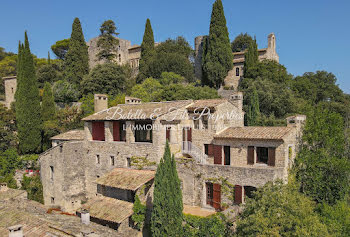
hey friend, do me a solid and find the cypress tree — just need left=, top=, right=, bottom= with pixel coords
left=97, top=20, right=119, bottom=61
left=41, top=82, right=56, bottom=122
left=151, top=141, right=183, bottom=236
left=243, top=37, right=258, bottom=76
left=247, top=87, right=260, bottom=126
left=202, top=0, right=233, bottom=88
left=64, top=17, right=89, bottom=87
left=16, top=32, right=42, bottom=154
left=137, top=18, right=155, bottom=83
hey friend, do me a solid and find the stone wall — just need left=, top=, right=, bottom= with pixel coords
left=3, top=76, right=16, bottom=108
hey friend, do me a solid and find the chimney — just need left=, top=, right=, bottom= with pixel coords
left=81, top=210, right=90, bottom=225
left=0, top=183, right=8, bottom=192
left=229, top=92, right=243, bottom=112
left=125, top=96, right=141, bottom=104
left=8, top=225, right=23, bottom=237
left=94, top=94, right=108, bottom=113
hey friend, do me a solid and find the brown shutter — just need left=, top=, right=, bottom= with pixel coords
left=113, top=121, right=120, bottom=141
left=92, top=122, right=105, bottom=141
left=208, top=144, right=214, bottom=156
left=213, top=145, right=222, bottom=165
left=247, top=146, right=254, bottom=165
left=234, top=185, right=243, bottom=204
left=268, top=147, right=276, bottom=166
left=166, top=127, right=171, bottom=141
left=213, top=183, right=221, bottom=210
left=188, top=128, right=192, bottom=142
left=182, top=128, right=186, bottom=141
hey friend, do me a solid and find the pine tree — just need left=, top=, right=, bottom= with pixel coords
left=47, top=51, right=51, bottom=64
left=151, top=141, right=183, bottom=236
left=243, top=38, right=258, bottom=76
left=97, top=20, right=119, bottom=61
left=247, top=87, right=260, bottom=126
left=16, top=32, right=42, bottom=154
left=137, top=18, right=155, bottom=83
left=64, top=18, right=89, bottom=87
left=202, top=0, right=233, bottom=88
left=41, top=82, right=56, bottom=122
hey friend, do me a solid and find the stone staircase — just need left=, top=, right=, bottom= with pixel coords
left=182, top=141, right=207, bottom=164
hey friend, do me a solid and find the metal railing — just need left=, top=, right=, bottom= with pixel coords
left=182, top=141, right=207, bottom=164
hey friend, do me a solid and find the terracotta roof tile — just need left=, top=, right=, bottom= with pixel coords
left=215, top=126, right=293, bottom=141
left=96, top=168, right=155, bottom=191
left=79, top=197, right=133, bottom=224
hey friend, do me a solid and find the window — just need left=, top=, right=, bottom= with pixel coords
left=236, top=67, right=240, bottom=76
left=202, top=116, right=208, bottom=129
left=206, top=182, right=213, bottom=206
left=134, top=121, right=152, bottom=143
left=97, top=175, right=100, bottom=179
left=257, top=147, right=268, bottom=164
left=193, top=119, right=200, bottom=129
left=110, top=156, right=115, bottom=166
left=166, top=127, right=171, bottom=142
left=50, top=166, right=54, bottom=181
left=204, top=144, right=209, bottom=155
left=224, top=146, right=230, bottom=165
left=11, top=87, right=14, bottom=93
left=92, top=122, right=105, bottom=141
left=119, top=54, right=121, bottom=62
left=126, top=158, right=131, bottom=167
left=51, top=197, right=55, bottom=204
left=59, top=144, right=63, bottom=153
left=96, top=155, right=100, bottom=164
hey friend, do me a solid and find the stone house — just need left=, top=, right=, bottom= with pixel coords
left=39, top=92, right=305, bottom=231
left=195, top=33, right=279, bottom=90
left=1, top=76, right=17, bottom=108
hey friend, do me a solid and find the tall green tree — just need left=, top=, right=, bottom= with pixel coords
left=16, top=32, right=42, bottom=154
left=51, top=39, right=70, bottom=60
left=64, top=18, right=89, bottom=87
left=247, top=87, right=260, bottom=126
left=41, top=82, right=56, bottom=122
left=151, top=141, right=183, bottom=236
left=243, top=38, right=258, bottom=76
left=97, top=20, right=119, bottom=61
left=137, top=18, right=155, bottom=82
left=231, top=33, right=254, bottom=52
left=202, top=0, right=233, bottom=88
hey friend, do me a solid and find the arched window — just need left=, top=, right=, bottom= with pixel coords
left=236, top=67, right=240, bottom=76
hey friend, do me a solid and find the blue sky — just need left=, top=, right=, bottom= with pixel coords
left=0, top=0, right=349, bottom=93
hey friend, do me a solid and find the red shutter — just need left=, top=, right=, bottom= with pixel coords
left=247, top=146, right=254, bottom=165
left=188, top=128, right=192, bottom=142
left=213, top=145, right=222, bottom=165
left=213, top=183, right=221, bottom=210
left=166, top=127, right=171, bottom=141
left=234, top=185, right=243, bottom=204
left=113, top=121, right=120, bottom=141
left=92, top=122, right=105, bottom=141
left=208, top=144, right=214, bottom=156
left=268, top=147, right=276, bottom=166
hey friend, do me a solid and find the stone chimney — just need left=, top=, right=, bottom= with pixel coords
left=94, top=94, right=108, bottom=113
left=8, top=225, right=23, bottom=237
left=0, top=183, right=8, bottom=192
left=229, top=91, right=243, bottom=112
left=81, top=210, right=90, bottom=225
left=125, top=96, right=141, bottom=104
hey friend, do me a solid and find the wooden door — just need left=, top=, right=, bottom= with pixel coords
left=213, top=145, right=222, bottom=165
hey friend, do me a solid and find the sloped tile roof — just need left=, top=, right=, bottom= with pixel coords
left=96, top=168, right=155, bottom=191
left=187, top=99, right=227, bottom=110
left=83, top=100, right=192, bottom=121
left=79, top=197, right=133, bottom=224
left=50, top=130, right=85, bottom=141
left=215, top=126, right=293, bottom=141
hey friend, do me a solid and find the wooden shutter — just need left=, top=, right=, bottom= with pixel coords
left=213, top=183, right=221, bottom=210
left=234, top=185, right=243, bottom=204
left=268, top=147, right=276, bottom=166
left=208, top=144, right=214, bottom=156
left=247, top=146, right=254, bottom=165
left=213, top=145, right=222, bottom=165
left=188, top=128, right=192, bottom=142
left=113, top=121, right=120, bottom=141
left=92, top=122, right=105, bottom=141
left=166, top=127, right=171, bottom=141
left=182, top=128, right=186, bottom=141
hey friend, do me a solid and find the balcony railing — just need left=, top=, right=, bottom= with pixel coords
left=182, top=141, right=207, bottom=164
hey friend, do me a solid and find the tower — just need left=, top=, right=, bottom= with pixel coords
left=194, top=35, right=207, bottom=80
left=267, top=33, right=279, bottom=63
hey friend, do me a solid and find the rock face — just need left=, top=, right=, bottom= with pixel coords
left=87, top=36, right=141, bottom=71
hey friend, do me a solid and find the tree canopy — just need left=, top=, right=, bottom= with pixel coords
left=231, top=33, right=254, bottom=52
left=51, top=39, right=70, bottom=60
left=97, top=20, right=119, bottom=61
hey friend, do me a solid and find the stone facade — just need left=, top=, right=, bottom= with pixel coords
left=40, top=93, right=305, bottom=230
left=1, top=76, right=17, bottom=108
left=87, top=37, right=141, bottom=71
left=195, top=33, right=279, bottom=90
